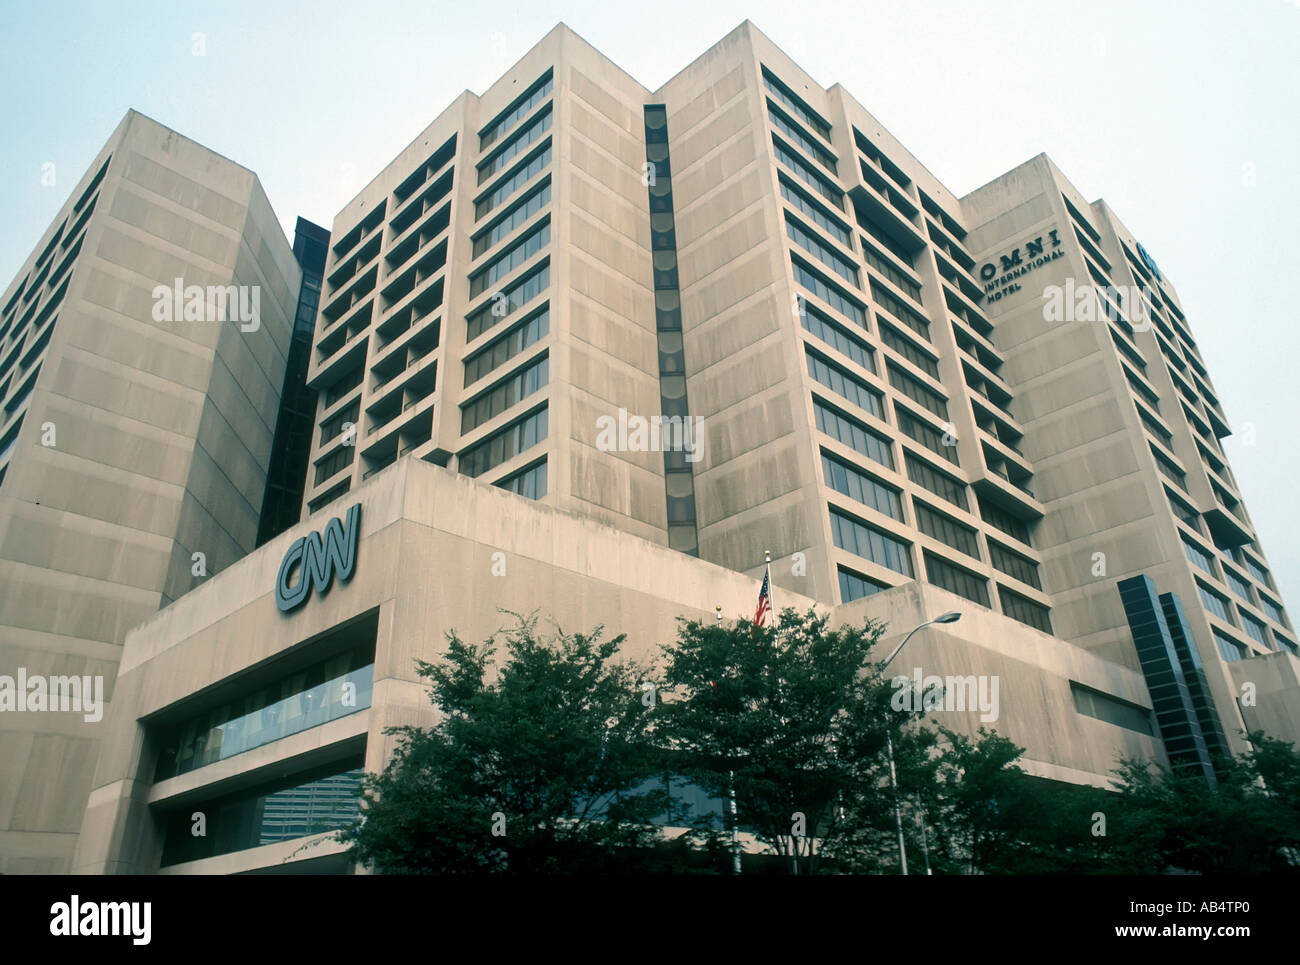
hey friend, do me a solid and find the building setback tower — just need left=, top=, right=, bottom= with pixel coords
left=0, top=111, right=301, bottom=873
left=301, top=21, right=1294, bottom=756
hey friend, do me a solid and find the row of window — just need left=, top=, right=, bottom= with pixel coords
left=887, top=361, right=948, bottom=420
left=761, top=66, right=832, bottom=141
left=878, top=321, right=939, bottom=380
left=861, top=239, right=922, bottom=303
left=787, top=214, right=858, bottom=286
left=871, top=279, right=930, bottom=341
left=807, top=348, right=882, bottom=420
left=779, top=177, right=851, bottom=247
left=459, top=405, right=547, bottom=478
left=495, top=458, right=547, bottom=500
left=480, top=70, right=554, bottom=150
left=792, top=257, right=865, bottom=326
left=477, top=107, right=553, bottom=185
left=897, top=407, right=959, bottom=466
left=464, top=307, right=549, bottom=387
left=823, top=451, right=902, bottom=521
left=800, top=303, right=874, bottom=372
left=468, top=219, right=550, bottom=298
left=774, top=137, right=844, bottom=211
left=472, top=180, right=551, bottom=259
left=814, top=398, right=894, bottom=470
left=768, top=103, right=837, bottom=172
left=476, top=145, right=551, bottom=221
left=466, top=262, right=549, bottom=342
left=460, top=354, right=549, bottom=433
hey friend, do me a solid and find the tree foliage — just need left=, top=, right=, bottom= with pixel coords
left=344, top=613, right=675, bottom=873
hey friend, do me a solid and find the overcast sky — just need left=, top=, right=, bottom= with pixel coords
left=2, top=0, right=1296, bottom=615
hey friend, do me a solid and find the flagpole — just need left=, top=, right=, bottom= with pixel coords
left=717, top=604, right=742, bottom=875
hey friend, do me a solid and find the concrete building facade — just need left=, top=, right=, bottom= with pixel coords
left=0, top=112, right=302, bottom=872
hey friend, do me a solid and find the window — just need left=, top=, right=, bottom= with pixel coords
left=1213, top=630, right=1247, bottom=663
left=978, top=495, right=1031, bottom=545
left=1151, top=445, right=1187, bottom=492
left=161, top=759, right=365, bottom=866
left=871, top=279, right=929, bottom=341
left=813, top=399, right=893, bottom=470
left=1001, top=586, right=1053, bottom=634
left=495, top=459, right=547, bottom=500
left=858, top=208, right=914, bottom=265
left=459, top=406, right=547, bottom=478
left=839, top=566, right=890, bottom=603
left=780, top=177, right=850, bottom=247
left=468, top=220, right=550, bottom=297
left=861, top=240, right=922, bottom=303
left=878, top=321, right=939, bottom=380
left=1259, top=594, right=1288, bottom=628
left=787, top=214, right=858, bottom=286
left=897, top=408, right=959, bottom=466
left=480, top=71, right=553, bottom=150
left=768, top=104, right=836, bottom=172
left=924, top=551, right=989, bottom=607
left=1182, top=536, right=1215, bottom=576
left=1166, top=487, right=1200, bottom=530
left=761, top=67, right=831, bottom=140
left=464, top=308, right=549, bottom=386
left=905, top=453, right=967, bottom=510
left=319, top=400, right=359, bottom=445
left=472, top=181, right=551, bottom=258
left=466, top=263, right=549, bottom=341
left=323, top=365, right=364, bottom=407
left=830, top=508, right=913, bottom=577
left=460, top=355, right=548, bottom=433
left=774, top=137, right=843, bottom=210
left=914, top=500, right=979, bottom=558
left=822, top=452, right=903, bottom=521
left=1222, top=566, right=1253, bottom=605
left=792, top=257, right=866, bottom=326
left=800, top=303, right=873, bottom=372
left=314, top=444, right=354, bottom=484
left=888, top=362, right=947, bottom=419
left=1242, top=553, right=1272, bottom=588
left=477, top=107, right=553, bottom=184
left=154, top=641, right=375, bottom=781
left=1240, top=612, right=1270, bottom=648
left=1070, top=683, right=1152, bottom=736
left=988, top=540, right=1042, bottom=590
left=476, top=145, right=552, bottom=220
left=1197, top=581, right=1235, bottom=625
left=807, top=349, right=882, bottom=419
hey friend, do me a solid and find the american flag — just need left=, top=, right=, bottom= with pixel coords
left=753, top=565, right=772, bottom=627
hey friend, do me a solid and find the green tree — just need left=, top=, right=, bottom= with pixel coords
left=658, top=606, right=928, bottom=874
left=1097, top=733, right=1300, bottom=874
left=343, top=613, right=678, bottom=873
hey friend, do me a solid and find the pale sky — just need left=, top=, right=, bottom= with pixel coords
left=2, top=0, right=1296, bottom=614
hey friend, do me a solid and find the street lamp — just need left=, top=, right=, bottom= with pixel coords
left=880, top=610, right=961, bottom=875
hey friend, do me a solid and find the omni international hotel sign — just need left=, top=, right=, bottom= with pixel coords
left=276, top=503, right=361, bottom=613
left=980, top=228, right=1064, bottom=303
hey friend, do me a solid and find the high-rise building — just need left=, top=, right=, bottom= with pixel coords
left=0, top=111, right=303, bottom=872
left=257, top=217, right=330, bottom=546
left=40, top=21, right=1300, bottom=874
